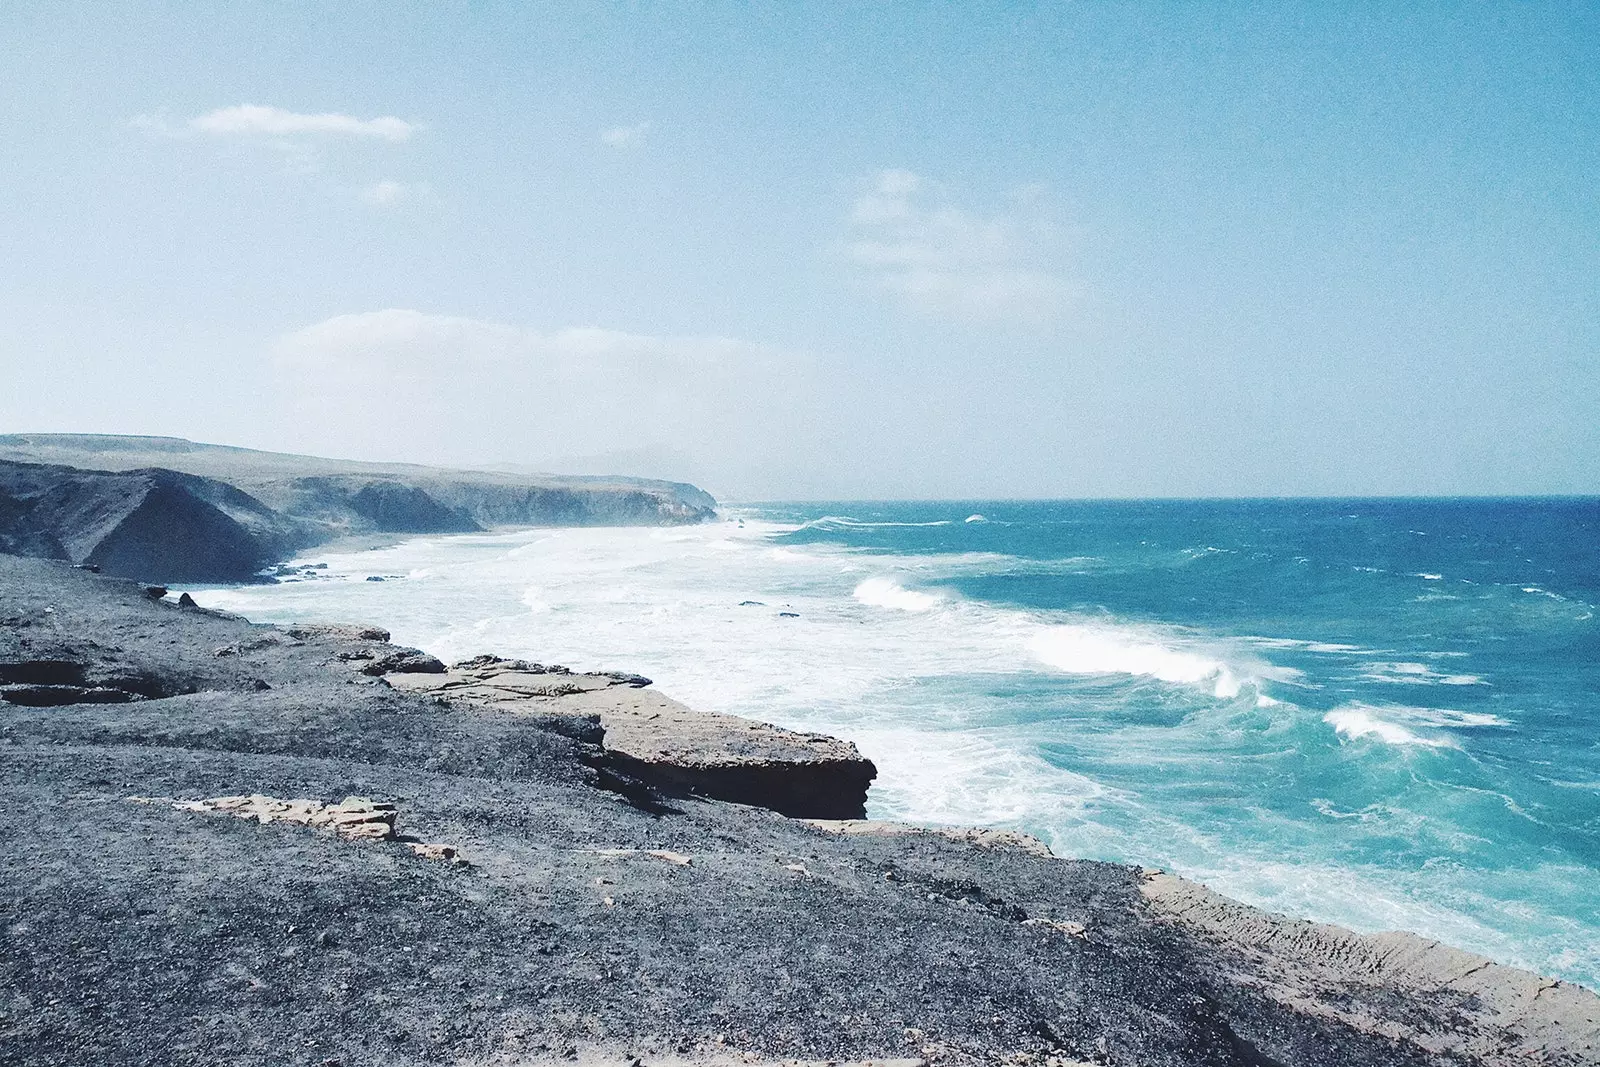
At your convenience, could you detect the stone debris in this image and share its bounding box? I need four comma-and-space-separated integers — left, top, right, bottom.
134, 793, 398, 841
355, 648, 446, 677
128, 793, 476, 866
406, 841, 469, 865
283, 623, 391, 643
1023, 917, 1088, 939
646, 849, 692, 866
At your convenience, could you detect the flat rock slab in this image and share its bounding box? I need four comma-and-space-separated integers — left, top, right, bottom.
385, 658, 876, 819
1139, 870, 1600, 1066
806, 819, 1056, 858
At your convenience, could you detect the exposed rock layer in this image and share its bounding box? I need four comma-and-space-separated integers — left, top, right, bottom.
1139, 871, 1600, 1065
384, 657, 877, 819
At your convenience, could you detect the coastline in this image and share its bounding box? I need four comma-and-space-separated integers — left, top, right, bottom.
2, 554, 1596, 1066
196, 511, 1600, 995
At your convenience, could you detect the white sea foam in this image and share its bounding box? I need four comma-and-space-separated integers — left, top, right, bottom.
965, 514, 987, 523
1360, 661, 1486, 686
1324, 705, 1453, 748
853, 577, 945, 613
1247, 636, 1369, 654
1312, 700, 1497, 751
1029, 626, 1243, 698
799, 515, 953, 530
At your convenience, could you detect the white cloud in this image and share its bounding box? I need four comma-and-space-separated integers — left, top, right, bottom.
599, 121, 650, 147
268, 310, 813, 488
846, 169, 1075, 324
132, 105, 423, 180
359, 179, 425, 206
188, 105, 418, 141
275, 311, 753, 374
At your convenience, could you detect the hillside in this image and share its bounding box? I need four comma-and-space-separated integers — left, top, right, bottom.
0, 435, 716, 530
0, 436, 717, 583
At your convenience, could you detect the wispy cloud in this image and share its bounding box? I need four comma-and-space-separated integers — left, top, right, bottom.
599, 121, 650, 147
132, 104, 424, 180
275, 310, 754, 374
188, 105, 418, 141
846, 169, 1074, 324
359, 179, 425, 206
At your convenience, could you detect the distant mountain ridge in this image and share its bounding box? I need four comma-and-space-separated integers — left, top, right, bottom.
0, 436, 717, 583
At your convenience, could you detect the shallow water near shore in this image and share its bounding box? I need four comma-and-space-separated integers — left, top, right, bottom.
194, 498, 1600, 989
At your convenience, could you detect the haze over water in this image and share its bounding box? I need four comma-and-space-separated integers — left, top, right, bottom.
199, 497, 1600, 989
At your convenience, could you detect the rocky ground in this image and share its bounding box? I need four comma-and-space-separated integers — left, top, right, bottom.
1, 555, 1595, 1067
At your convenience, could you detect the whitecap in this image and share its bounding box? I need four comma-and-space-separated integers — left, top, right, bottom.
1324, 706, 1451, 748
852, 577, 945, 613
1361, 661, 1487, 686
1028, 625, 1243, 698
799, 515, 953, 531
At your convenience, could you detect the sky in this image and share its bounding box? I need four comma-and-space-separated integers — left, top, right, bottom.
2, 2, 1597, 500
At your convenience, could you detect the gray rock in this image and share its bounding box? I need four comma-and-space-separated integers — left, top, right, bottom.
385, 659, 877, 819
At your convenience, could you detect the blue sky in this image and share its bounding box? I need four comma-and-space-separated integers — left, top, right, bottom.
2, 3, 1597, 498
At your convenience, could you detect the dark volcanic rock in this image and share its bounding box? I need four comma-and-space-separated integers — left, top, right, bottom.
279, 475, 481, 533
0, 460, 310, 583
0, 682, 135, 706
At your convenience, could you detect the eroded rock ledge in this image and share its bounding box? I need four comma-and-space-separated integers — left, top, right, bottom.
1139, 871, 1600, 1066
383, 655, 877, 820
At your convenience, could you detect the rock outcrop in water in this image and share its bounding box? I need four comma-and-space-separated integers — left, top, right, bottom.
0, 435, 717, 583
2, 554, 1597, 1067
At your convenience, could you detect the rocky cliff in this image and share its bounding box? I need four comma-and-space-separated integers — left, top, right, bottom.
0, 435, 717, 582
0, 434, 717, 533
0, 460, 313, 583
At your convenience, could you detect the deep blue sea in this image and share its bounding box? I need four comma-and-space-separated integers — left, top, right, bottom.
198, 498, 1600, 988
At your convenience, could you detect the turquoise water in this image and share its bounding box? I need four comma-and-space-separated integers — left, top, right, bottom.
198, 497, 1600, 987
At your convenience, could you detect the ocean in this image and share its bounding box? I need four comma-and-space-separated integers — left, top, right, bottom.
194, 498, 1600, 989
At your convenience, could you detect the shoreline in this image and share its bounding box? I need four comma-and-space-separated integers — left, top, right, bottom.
193, 521, 1593, 998
3, 554, 1597, 1065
